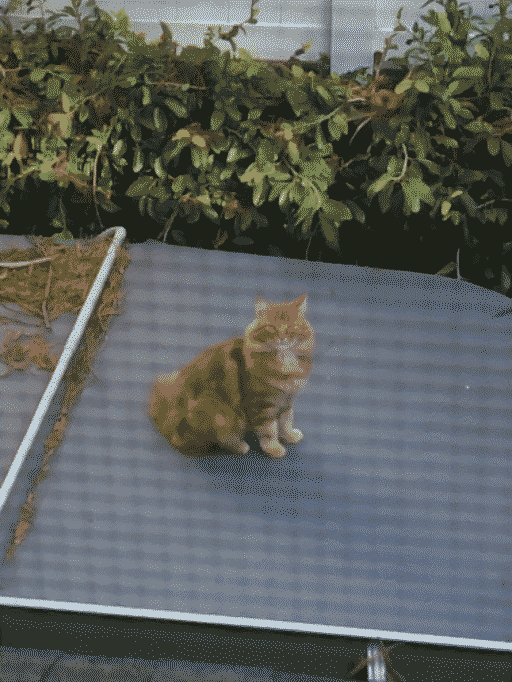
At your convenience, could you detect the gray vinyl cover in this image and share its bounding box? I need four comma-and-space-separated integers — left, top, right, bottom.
0, 237, 511, 648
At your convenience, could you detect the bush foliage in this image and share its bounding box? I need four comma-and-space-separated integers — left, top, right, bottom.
0, 0, 511, 292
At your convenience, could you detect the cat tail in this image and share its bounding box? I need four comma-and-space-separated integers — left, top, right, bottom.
149, 371, 183, 446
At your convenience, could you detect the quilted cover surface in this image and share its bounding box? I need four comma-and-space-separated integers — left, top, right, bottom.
1, 239, 510, 646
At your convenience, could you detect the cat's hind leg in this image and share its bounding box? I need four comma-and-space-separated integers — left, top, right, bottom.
216, 413, 250, 455
220, 433, 250, 455
279, 407, 303, 444
254, 421, 286, 458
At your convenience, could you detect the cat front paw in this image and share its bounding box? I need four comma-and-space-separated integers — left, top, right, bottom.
260, 439, 286, 458
281, 428, 303, 444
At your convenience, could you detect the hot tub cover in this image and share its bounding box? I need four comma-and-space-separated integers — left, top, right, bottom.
0, 238, 510, 649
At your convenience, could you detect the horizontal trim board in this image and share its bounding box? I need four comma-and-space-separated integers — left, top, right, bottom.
1, 596, 511, 651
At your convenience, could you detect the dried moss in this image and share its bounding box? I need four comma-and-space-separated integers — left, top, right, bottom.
0, 231, 131, 561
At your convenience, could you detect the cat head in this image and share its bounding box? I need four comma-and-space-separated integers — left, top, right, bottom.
244, 294, 314, 355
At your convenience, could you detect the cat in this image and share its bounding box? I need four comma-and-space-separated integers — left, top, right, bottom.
149, 294, 315, 458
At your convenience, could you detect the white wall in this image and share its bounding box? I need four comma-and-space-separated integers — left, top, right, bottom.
0, 0, 331, 61
332, 0, 504, 76
0, 0, 504, 76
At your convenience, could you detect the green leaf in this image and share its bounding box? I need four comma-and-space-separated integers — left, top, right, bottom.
502, 140, 512, 166
438, 12, 452, 33
296, 205, 315, 236
344, 199, 365, 224
412, 129, 430, 159
253, 177, 267, 206
171, 230, 187, 244
165, 97, 187, 119
432, 135, 458, 148
126, 176, 155, 198
333, 112, 348, 135
61, 91, 72, 114
387, 157, 403, 176
419, 158, 440, 174
220, 165, 235, 181
248, 108, 263, 120
30, 67, 46, 82
164, 139, 189, 163
237, 48, 254, 61
319, 213, 339, 251
368, 173, 393, 198
201, 204, 220, 223
315, 124, 327, 151
279, 185, 291, 207
474, 43, 489, 60
145, 197, 155, 218
437, 101, 457, 129
133, 147, 144, 173
448, 210, 462, 225
269, 181, 288, 203
316, 84, 335, 105
415, 79, 430, 92
486, 169, 504, 187
142, 86, 151, 106
443, 80, 460, 100
171, 174, 189, 195
112, 139, 126, 159
211, 110, 225, 130
464, 120, 494, 133
100, 198, 121, 213
378, 180, 394, 213
11, 39, 23, 61
12, 107, 32, 128
256, 139, 277, 167
452, 66, 485, 78
321, 198, 352, 222
401, 178, 435, 213
287, 141, 300, 165
501, 264, 511, 293
153, 107, 167, 133
239, 165, 265, 186
395, 78, 412, 94
119, 77, 137, 88
458, 168, 483, 183
0, 109, 10, 133
266, 168, 290, 182
436, 261, 456, 276
487, 138, 500, 156
327, 115, 346, 141
227, 144, 242, 164
52, 227, 74, 245
490, 91, 505, 110
239, 213, 253, 231
191, 146, 207, 169
130, 123, 142, 142
154, 156, 165, 178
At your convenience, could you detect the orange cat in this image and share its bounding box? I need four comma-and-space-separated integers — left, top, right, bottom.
149, 294, 315, 458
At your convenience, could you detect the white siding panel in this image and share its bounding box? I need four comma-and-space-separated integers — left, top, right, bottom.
0, 0, 504, 72
332, 0, 502, 77
0, 0, 331, 61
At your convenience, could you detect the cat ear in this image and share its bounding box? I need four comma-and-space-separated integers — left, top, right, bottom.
296, 294, 307, 315
255, 297, 269, 317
